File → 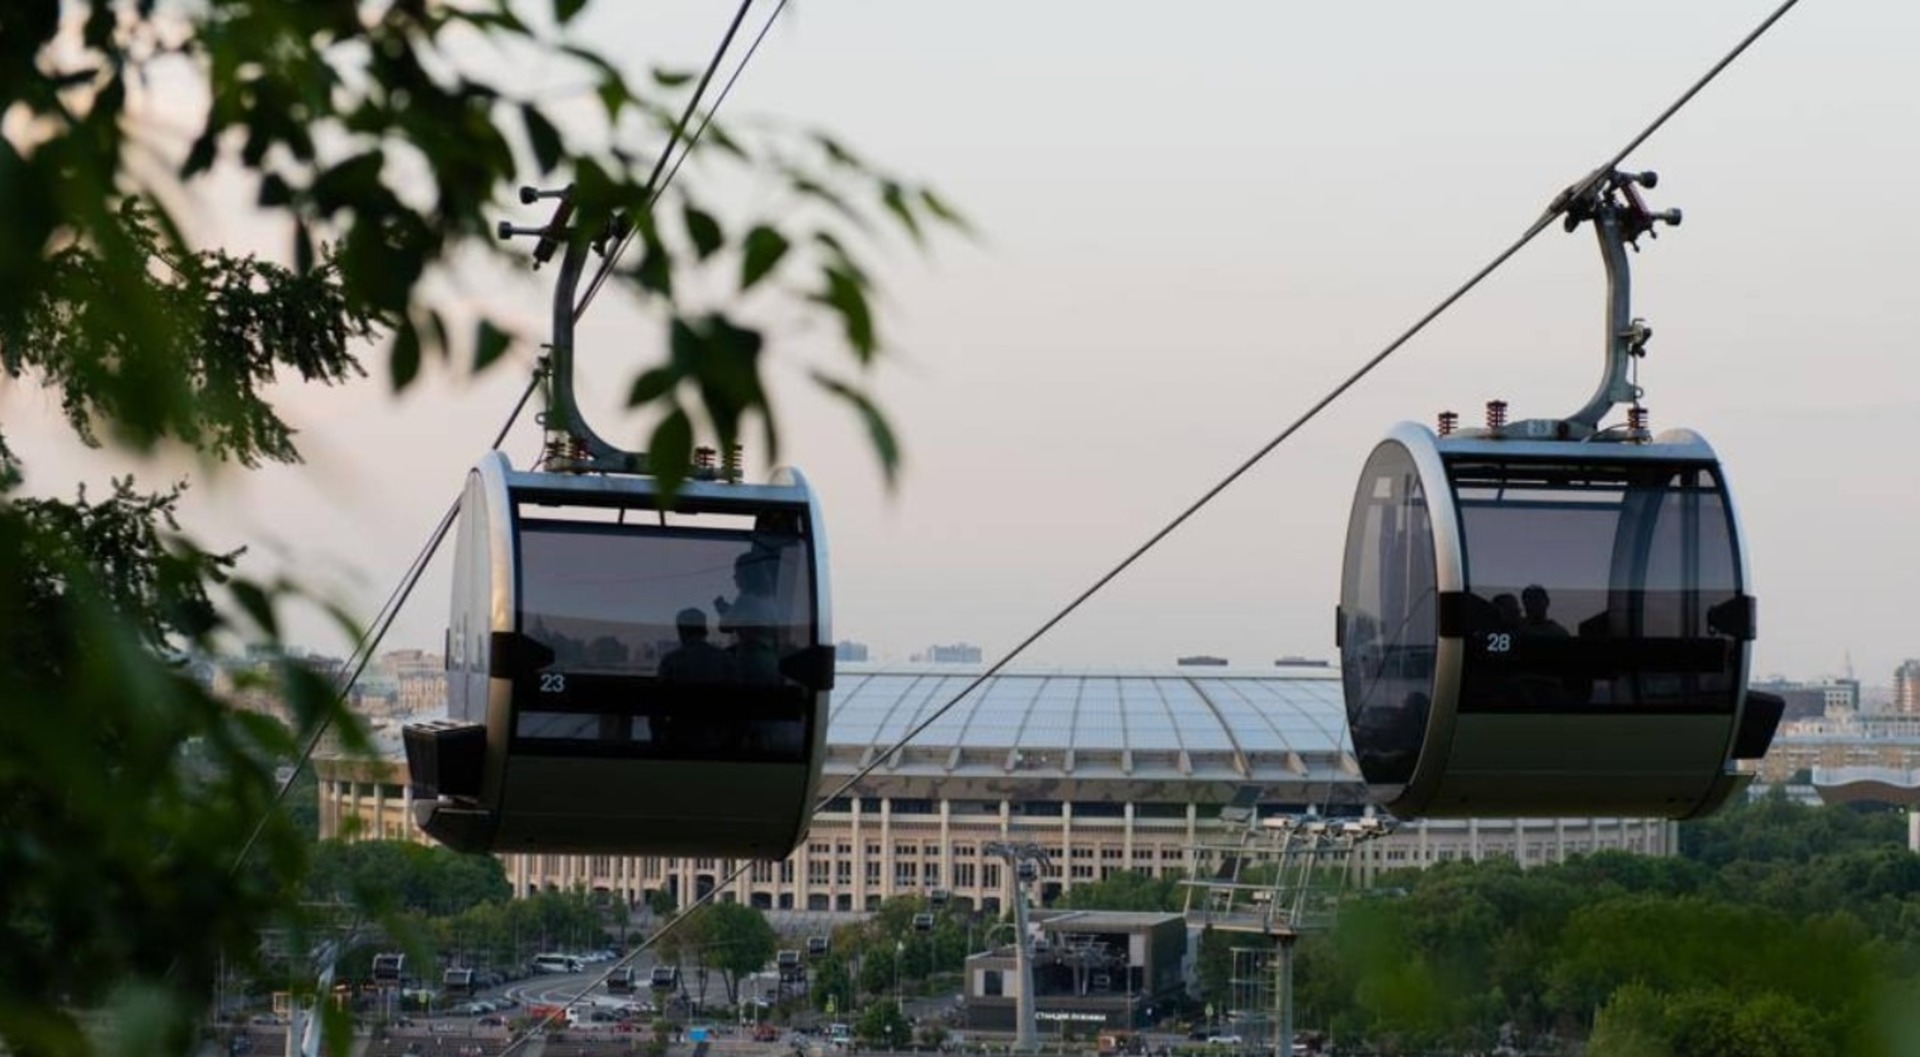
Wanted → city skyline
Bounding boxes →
[4,2,1916,688]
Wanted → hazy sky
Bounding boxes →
[7,1,1917,685]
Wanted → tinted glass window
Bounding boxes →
[1448,459,1741,713]
[510,519,816,759]
[1340,442,1438,786]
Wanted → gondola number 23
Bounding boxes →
[540,673,567,692]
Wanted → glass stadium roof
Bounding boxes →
[827,667,1352,757]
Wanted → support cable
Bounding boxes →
[495,1,1806,1041]
[232,368,545,872]
[572,0,768,320]
[799,0,1809,819]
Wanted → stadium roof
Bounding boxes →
[825,666,1358,790]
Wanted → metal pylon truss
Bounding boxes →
[1180,806,1393,937]
[1228,946,1284,1042]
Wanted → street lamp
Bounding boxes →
[894,940,905,1014]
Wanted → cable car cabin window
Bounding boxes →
[1340,444,1439,787]
[509,518,817,761]
[1446,459,1742,714]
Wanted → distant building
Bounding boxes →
[1175,655,1229,667]
[964,911,1186,1031]
[379,649,446,715]
[1755,677,1860,728]
[1274,656,1331,668]
[318,665,1676,910]
[835,641,870,663]
[1895,660,1920,715]
[914,643,982,664]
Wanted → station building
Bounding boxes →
[962,910,1188,1033]
[314,666,1675,908]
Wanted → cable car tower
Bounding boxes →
[404,187,836,859]
[1338,170,1785,821]
[1181,794,1392,1057]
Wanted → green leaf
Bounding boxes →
[813,372,900,486]
[814,266,876,362]
[182,130,217,177]
[920,187,971,232]
[668,316,704,374]
[520,103,564,174]
[784,170,870,230]
[682,205,723,260]
[257,174,292,208]
[649,405,694,498]
[554,0,589,24]
[652,67,697,88]
[685,314,765,452]
[813,132,865,170]
[634,243,673,297]
[740,225,789,291]
[390,318,421,390]
[474,318,511,372]
[881,180,923,245]
[628,366,678,407]
[229,579,279,637]
[309,151,386,215]
[596,76,631,122]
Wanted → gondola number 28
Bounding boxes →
[1485,633,1513,654]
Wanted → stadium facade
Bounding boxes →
[315,666,1674,907]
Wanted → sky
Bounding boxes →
[6,0,1918,686]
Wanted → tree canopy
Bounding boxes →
[1288,796,1920,1055]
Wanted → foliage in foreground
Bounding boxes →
[1,3,955,1056]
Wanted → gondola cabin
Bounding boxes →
[911,913,935,934]
[806,936,830,958]
[607,965,636,995]
[443,967,475,998]
[650,966,679,990]
[405,451,834,859]
[372,953,405,986]
[1338,422,1780,819]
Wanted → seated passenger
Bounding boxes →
[716,551,784,685]
[659,607,733,684]
[1519,584,1570,638]
[655,607,736,750]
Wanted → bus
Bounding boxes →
[531,953,582,974]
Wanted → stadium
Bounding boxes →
[316,665,1674,907]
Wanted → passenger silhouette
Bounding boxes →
[715,551,783,684]
[1515,584,1591,707]
[1492,593,1522,630]
[659,607,733,684]
[655,606,734,749]
[1519,584,1569,638]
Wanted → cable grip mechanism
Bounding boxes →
[495,185,649,475]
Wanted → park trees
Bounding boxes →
[1292,797,1920,1053]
